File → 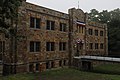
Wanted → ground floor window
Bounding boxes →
[46,62,50,69]
[63,60,66,66]
[29,64,34,72]
[51,61,54,68]
[36,63,40,71]
[59,60,62,67]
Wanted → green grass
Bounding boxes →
[1,64,120,80]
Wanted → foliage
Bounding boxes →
[88,8,120,52]
[0,0,22,36]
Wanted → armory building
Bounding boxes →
[0,0,108,75]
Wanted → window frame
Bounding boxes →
[30,41,40,52]
[46,42,55,51]
[30,17,41,29]
[60,23,66,32]
[59,42,66,51]
[46,20,55,30]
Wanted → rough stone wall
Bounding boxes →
[86,21,108,56]
[16,1,69,73]
[68,8,86,66]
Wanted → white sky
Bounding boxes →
[27,0,120,13]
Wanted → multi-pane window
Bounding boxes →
[100,43,104,49]
[59,42,66,51]
[60,23,66,32]
[46,42,55,51]
[89,43,93,49]
[77,25,81,33]
[46,20,55,30]
[88,28,93,35]
[30,41,40,52]
[100,31,104,36]
[95,43,99,49]
[95,30,98,36]
[30,17,40,29]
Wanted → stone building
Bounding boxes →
[0,0,108,75]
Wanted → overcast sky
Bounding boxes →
[27,0,120,13]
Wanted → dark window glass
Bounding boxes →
[89,43,93,49]
[88,29,93,35]
[60,23,66,32]
[30,17,34,28]
[95,30,98,36]
[46,20,55,30]
[30,42,34,52]
[36,63,39,71]
[46,62,49,69]
[36,18,40,29]
[29,64,34,72]
[46,42,55,51]
[59,60,62,67]
[30,41,40,52]
[51,61,54,68]
[100,43,104,49]
[59,42,66,51]
[51,21,55,30]
[95,43,99,49]
[30,17,40,29]
[100,31,104,36]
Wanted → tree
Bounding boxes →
[0,0,22,33]
[88,8,120,53]
[0,0,22,75]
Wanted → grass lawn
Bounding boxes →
[1,63,120,80]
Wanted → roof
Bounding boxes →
[74,56,120,63]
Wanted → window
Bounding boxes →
[59,42,66,51]
[46,62,50,69]
[95,30,98,36]
[36,63,39,71]
[60,23,66,32]
[89,43,93,49]
[95,43,99,49]
[51,61,54,68]
[63,60,66,66]
[29,64,34,72]
[46,42,55,51]
[46,20,55,30]
[0,41,5,60]
[59,60,62,67]
[100,31,104,36]
[77,25,81,33]
[30,17,40,29]
[100,43,104,49]
[88,29,93,35]
[30,41,40,52]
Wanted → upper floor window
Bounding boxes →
[89,43,93,49]
[95,30,98,36]
[46,20,55,30]
[60,23,66,32]
[30,17,40,29]
[88,28,93,35]
[100,31,104,36]
[59,42,66,51]
[95,43,99,49]
[30,41,40,52]
[100,43,104,49]
[46,42,55,51]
